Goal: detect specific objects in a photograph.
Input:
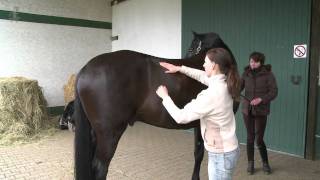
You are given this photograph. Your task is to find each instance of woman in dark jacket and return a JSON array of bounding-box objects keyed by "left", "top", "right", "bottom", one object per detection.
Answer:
[{"left": 241, "top": 52, "right": 278, "bottom": 175}]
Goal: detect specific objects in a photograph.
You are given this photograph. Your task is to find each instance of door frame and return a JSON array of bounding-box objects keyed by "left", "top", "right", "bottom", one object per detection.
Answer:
[{"left": 305, "top": 0, "right": 320, "bottom": 160}]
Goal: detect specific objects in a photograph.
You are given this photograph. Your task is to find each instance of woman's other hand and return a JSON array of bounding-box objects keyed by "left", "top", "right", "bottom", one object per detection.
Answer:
[
  {"left": 159, "top": 62, "right": 181, "bottom": 73},
  {"left": 156, "top": 85, "right": 169, "bottom": 99}
]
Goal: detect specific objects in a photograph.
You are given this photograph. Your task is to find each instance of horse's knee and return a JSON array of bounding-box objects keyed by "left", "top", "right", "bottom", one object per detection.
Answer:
[
  {"left": 92, "top": 157, "right": 107, "bottom": 180},
  {"left": 94, "top": 131, "right": 123, "bottom": 161},
  {"left": 194, "top": 143, "right": 204, "bottom": 156}
]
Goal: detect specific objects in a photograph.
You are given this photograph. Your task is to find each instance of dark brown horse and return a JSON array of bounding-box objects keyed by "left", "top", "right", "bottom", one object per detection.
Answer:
[{"left": 74, "top": 32, "right": 239, "bottom": 180}]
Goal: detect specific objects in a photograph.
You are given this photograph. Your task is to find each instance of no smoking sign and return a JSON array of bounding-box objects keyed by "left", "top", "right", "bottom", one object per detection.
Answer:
[{"left": 293, "top": 44, "right": 307, "bottom": 58}]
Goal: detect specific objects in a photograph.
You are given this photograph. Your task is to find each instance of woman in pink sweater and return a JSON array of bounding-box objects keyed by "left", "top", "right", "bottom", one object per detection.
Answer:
[{"left": 156, "top": 48, "right": 240, "bottom": 180}]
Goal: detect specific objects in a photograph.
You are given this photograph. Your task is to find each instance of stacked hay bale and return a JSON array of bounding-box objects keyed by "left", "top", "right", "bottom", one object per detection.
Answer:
[
  {"left": 63, "top": 74, "right": 76, "bottom": 104},
  {"left": 0, "top": 77, "right": 55, "bottom": 145}
]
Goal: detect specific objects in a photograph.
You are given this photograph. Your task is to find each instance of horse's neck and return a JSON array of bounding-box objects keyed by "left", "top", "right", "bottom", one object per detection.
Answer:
[
  {"left": 182, "top": 53, "right": 205, "bottom": 69},
  {"left": 168, "top": 53, "right": 205, "bottom": 69}
]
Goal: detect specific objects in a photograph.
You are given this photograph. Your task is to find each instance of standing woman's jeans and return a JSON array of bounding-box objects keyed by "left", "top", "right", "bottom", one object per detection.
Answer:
[{"left": 208, "top": 147, "right": 240, "bottom": 180}]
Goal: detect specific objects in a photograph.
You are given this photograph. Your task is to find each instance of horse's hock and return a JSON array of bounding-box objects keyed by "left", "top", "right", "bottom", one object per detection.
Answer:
[
  {"left": 63, "top": 74, "right": 76, "bottom": 104},
  {"left": 0, "top": 77, "right": 49, "bottom": 145}
]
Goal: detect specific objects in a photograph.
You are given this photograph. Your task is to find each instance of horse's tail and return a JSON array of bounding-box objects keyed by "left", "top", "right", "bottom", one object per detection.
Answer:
[{"left": 74, "top": 90, "right": 96, "bottom": 180}]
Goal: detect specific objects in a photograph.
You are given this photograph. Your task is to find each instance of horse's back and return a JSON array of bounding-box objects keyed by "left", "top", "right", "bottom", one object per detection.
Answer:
[{"left": 82, "top": 50, "right": 147, "bottom": 71}]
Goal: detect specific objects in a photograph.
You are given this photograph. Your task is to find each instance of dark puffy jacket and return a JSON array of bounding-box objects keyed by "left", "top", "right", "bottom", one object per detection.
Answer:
[{"left": 241, "top": 65, "right": 278, "bottom": 116}]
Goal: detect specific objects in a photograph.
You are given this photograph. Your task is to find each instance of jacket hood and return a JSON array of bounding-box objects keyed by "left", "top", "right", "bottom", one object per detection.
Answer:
[{"left": 244, "top": 64, "right": 272, "bottom": 74}]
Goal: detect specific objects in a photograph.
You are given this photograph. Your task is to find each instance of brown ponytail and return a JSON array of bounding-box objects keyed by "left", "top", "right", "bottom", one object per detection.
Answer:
[
  {"left": 226, "top": 64, "right": 241, "bottom": 99},
  {"left": 206, "top": 48, "right": 241, "bottom": 99}
]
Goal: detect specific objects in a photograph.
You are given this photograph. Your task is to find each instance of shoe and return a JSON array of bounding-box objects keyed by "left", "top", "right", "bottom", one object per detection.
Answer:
[
  {"left": 262, "top": 162, "right": 271, "bottom": 174},
  {"left": 258, "top": 144, "right": 271, "bottom": 174},
  {"left": 247, "top": 161, "right": 254, "bottom": 175}
]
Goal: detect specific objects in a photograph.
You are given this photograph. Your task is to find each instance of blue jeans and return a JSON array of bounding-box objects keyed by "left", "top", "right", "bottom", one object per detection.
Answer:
[{"left": 208, "top": 148, "right": 240, "bottom": 180}]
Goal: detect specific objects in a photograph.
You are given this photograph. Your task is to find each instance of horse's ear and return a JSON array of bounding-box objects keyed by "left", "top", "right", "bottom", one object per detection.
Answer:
[{"left": 192, "top": 31, "right": 198, "bottom": 37}]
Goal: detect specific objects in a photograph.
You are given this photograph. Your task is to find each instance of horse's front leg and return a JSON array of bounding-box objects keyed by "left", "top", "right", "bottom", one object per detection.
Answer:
[{"left": 192, "top": 125, "right": 204, "bottom": 180}]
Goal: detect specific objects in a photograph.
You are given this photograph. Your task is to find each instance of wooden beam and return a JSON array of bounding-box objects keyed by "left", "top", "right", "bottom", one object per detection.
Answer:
[
  {"left": 111, "top": 0, "right": 128, "bottom": 6},
  {"left": 305, "top": 0, "right": 320, "bottom": 160},
  {"left": 0, "top": 10, "right": 112, "bottom": 29}
]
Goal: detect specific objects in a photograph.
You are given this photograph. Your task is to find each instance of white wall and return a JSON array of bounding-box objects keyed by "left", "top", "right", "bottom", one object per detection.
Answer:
[
  {"left": 0, "top": 0, "right": 112, "bottom": 107},
  {"left": 112, "top": 0, "right": 181, "bottom": 59}
]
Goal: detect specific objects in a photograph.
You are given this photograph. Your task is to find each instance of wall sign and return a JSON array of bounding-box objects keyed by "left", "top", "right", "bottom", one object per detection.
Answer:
[{"left": 293, "top": 44, "right": 307, "bottom": 58}]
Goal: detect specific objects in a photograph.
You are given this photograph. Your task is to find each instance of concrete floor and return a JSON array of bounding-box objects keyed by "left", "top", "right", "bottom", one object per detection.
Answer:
[{"left": 0, "top": 122, "right": 319, "bottom": 180}]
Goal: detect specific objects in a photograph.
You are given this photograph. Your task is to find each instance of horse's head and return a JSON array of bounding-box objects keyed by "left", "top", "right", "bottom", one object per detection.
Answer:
[
  {"left": 185, "top": 31, "right": 228, "bottom": 58},
  {"left": 186, "top": 31, "right": 237, "bottom": 67}
]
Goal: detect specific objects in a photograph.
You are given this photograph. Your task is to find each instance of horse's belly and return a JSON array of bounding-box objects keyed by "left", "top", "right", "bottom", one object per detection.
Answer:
[{"left": 136, "top": 107, "right": 199, "bottom": 130}]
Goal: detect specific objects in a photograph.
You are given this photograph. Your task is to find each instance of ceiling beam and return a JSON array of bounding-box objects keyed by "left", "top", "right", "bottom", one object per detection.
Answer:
[{"left": 111, "top": 0, "right": 128, "bottom": 6}]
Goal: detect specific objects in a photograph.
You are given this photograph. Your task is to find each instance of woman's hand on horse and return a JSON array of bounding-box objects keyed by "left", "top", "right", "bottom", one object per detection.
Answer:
[
  {"left": 156, "top": 85, "right": 169, "bottom": 99},
  {"left": 159, "top": 62, "right": 181, "bottom": 73}
]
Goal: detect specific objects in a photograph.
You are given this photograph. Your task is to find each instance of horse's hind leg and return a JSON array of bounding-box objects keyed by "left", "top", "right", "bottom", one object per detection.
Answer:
[{"left": 92, "top": 122, "right": 127, "bottom": 180}]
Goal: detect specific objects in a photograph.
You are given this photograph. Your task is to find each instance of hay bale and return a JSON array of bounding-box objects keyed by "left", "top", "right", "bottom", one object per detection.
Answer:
[
  {"left": 63, "top": 74, "right": 76, "bottom": 104},
  {"left": 0, "top": 77, "right": 55, "bottom": 145}
]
